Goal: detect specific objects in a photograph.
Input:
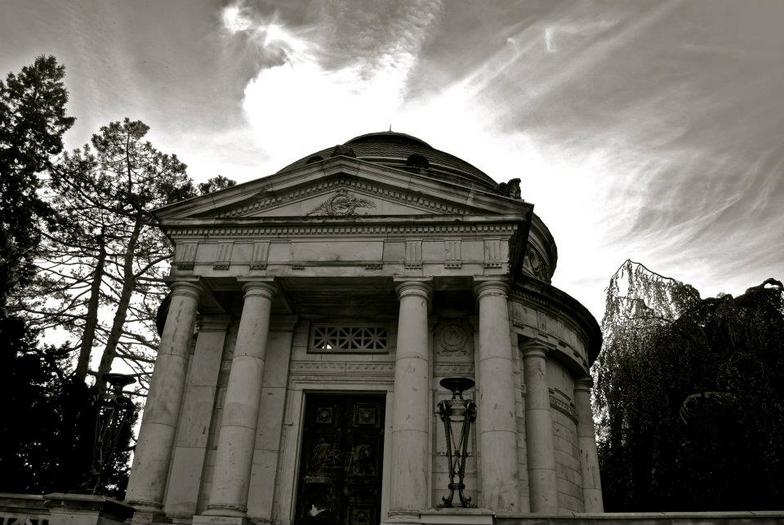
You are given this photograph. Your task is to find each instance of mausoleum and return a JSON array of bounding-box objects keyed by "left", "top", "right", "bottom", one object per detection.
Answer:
[{"left": 124, "top": 132, "right": 604, "bottom": 525}]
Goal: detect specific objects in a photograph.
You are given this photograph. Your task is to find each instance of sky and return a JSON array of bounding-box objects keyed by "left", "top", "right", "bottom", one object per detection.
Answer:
[{"left": 2, "top": 0, "right": 782, "bottom": 320}]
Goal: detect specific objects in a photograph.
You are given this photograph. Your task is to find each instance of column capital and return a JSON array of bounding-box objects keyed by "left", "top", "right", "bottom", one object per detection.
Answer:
[
  {"left": 574, "top": 376, "right": 594, "bottom": 392},
  {"left": 394, "top": 279, "right": 432, "bottom": 300},
  {"left": 473, "top": 278, "right": 510, "bottom": 299},
  {"left": 238, "top": 278, "right": 277, "bottom": 299},
  {"left": 171, "top": 280, "right": 202, "bottom": 301},
  {"left": 520, "top": 339, "right": 552, "bottom": 359}
]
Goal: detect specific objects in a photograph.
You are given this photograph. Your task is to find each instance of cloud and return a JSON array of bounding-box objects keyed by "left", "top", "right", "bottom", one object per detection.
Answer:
[{"left": 220, "top": 0, "right": 443, "bottom": 171}]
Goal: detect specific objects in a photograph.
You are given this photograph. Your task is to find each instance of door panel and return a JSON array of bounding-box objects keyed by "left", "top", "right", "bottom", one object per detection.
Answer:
[{"left": 295, "top": 394, "right": 385, "bottom": 525}]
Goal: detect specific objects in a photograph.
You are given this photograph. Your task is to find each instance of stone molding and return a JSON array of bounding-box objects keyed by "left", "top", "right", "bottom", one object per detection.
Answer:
[
  {"left": 549, "top": 392, "right": 578, "bottom": 423},
  {"left": 167, "top": 221, "right": 518, "bottom": 239},
  {"left": 509, "top": 283, "right": 600, "bottom": 366},
  {"left": 289, "top": 361, "right": 395, "bottom": 376}
]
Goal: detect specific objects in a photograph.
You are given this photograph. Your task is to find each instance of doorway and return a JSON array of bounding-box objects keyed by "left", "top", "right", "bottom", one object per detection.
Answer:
[{"left": 295, "top": 393, "right": 386, "bottom": 525}]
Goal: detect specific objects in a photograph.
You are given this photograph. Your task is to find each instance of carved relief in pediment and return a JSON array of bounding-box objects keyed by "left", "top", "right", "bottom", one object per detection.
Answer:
[{"left": 306, "top": 189, "right": 376, "bottom": 217}]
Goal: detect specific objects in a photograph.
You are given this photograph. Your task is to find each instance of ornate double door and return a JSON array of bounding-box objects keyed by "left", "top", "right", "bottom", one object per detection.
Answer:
[{"left": 295, "top": 394, "right": 386, "bottom": 525}]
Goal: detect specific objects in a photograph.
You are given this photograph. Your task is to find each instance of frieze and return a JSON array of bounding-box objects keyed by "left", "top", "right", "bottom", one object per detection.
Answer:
[
  {"left": 290, "top": 361, "right": 395, "bottom": 376},
  {"left": 174, "top": 241, "right": 197, "bottom": 270},
  {"left": 549, "top": 394, "right": 578, "bottom": 423},
  {"left": 444, "top": 239, "right": 462, "bottom": 269},
  {"left": 217, "top": 177, "right": 468, "bottom": 218},
  {"left": 169, "top": 222, "right": 518, "bottom": 239},
  {"left": 404, "top": 240, "right": 423, "bottom": 269},
  {"left": 250, "top": 241, "right": 270, "bottom": 270},
  {"left": 483, "top": 239, "right": 503, "bottom": 269},
  {"left": 213, "top": 241, "right": 233, "bottom": 270}
]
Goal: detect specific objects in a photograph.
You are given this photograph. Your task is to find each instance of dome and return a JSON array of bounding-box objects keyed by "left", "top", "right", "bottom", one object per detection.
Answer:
[{"left": 278, "top": 131, "right": 498, "bottom": 190}]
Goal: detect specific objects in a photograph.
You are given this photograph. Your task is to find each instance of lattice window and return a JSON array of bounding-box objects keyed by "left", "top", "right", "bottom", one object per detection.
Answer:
[{"left": 309, "top": 324, "right": 389, "bottom": 353}]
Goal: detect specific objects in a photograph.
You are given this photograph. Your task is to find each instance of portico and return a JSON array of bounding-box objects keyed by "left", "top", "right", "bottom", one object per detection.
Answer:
[{"left": 124, "top": 132, "right": 603, "bottom": 525}]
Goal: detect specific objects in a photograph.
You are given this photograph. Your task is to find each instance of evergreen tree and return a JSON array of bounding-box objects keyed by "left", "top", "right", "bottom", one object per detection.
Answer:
[{"left": 0, "top": 55, "right": 74, "bottom": 306}]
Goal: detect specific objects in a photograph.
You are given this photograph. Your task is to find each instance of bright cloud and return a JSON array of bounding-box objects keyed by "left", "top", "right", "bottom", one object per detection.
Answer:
[{"left": 221, "top": 0, "right": 443, "bottom": 170}]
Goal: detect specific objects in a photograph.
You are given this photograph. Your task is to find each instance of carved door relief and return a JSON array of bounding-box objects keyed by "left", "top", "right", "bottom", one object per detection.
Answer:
[{"left": 295, "top": 394, "right": 385, "bottom": 525}]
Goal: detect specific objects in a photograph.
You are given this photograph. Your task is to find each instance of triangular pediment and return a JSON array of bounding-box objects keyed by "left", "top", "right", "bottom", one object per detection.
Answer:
[{"left": 156, "top": 156, "right": 529, "bottom": 222}]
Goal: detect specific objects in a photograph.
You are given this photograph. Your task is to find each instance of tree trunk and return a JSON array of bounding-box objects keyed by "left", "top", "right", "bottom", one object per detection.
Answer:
[
  {"left": 94, "top": 219, "right": 141, "bottom": 396},
  {"left": 74, "top": 233, "right": 106, "bottom": 384}
]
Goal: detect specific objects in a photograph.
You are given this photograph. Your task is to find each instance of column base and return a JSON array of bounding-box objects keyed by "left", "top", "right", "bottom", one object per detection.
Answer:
[
  {"left": 193, "top": 515, "right": 251, "bottom": 525},
  {"left": 420, "top": 508, "right": 494, "bottom": 525}
]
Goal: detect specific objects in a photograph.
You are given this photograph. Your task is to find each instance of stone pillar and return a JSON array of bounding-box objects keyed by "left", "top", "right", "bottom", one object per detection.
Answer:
[
  {"left": 389, "top": 280, "right": 432, "bottom": 518},
  {"left": 575, "top": 377, "right": 604, "bottom": 512},
  {"left": 126, "top": 281, "right": 200, "bottom": 516},
  {"left": 522, "top": 341, "right": 558, "bottom": 513},
  {"left": 204, "top": 280, "right": 276, "bottom": 518},
  {"left": 246, "top": 316, "right": 298, "bottom": 521},
  {"left": 164, "top": 315, "right": 231, "bottom": 518},
  {"left": 474, "top": 279, "right": 521, "bottom": 514}
]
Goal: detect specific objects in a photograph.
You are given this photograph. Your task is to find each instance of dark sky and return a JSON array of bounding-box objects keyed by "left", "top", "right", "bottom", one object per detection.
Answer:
[{"left": 2, "top": 0, "right": 782, "bottom": 318}]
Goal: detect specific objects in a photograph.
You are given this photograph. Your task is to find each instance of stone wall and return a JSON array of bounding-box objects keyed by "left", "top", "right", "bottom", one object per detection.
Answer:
[{"left": 546, "top": 360, "right": 583, "bottom": 513}]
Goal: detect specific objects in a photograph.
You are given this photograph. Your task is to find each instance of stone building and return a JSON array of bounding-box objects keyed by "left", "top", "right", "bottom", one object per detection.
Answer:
[{"left": 123, "top": 132, "right": 603, "bottom": 525}]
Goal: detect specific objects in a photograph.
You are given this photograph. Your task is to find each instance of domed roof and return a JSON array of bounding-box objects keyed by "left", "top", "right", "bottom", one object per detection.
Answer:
[{"left": 278, "top": 131, "right": 498, "bottom": 190}]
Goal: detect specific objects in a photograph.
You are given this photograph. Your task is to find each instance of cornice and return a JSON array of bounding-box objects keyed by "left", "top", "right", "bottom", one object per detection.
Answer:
[
  {"left": 156, "top": 157, "right": 532, "bottom": 222},
  {"left": 165, "top": 219, "right": 521, "bottom": 239},
  {"left": 510, "top": 280, "right": 602, "bottom": 364}
]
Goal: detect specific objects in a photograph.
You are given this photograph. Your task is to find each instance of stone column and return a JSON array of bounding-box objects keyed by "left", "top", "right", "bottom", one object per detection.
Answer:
[
  {"left": 389, "top": 280, "right": 432, "bottom": 518},
  {"left": 164, "top": 315, "right": 231, "bottom": 518},
  {"left": 126, "top": 281, "right": 200, "bottom": 516},
  {"left": 474, "top": 279, "right": 521, "bottom": 513},
  {"left": 575, "top": 377, "right": 604, "bottom": 512},
  {"left": 204, "top": 280, "right": 276, "bottom": 518},
  {"left": 522, "top": 341, "right": 558, "bottom": 513}
]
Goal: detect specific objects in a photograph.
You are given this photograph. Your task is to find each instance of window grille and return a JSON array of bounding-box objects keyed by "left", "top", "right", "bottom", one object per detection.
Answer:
[{"left": 309, "top": 324, "right": 389, "bottom": 353}]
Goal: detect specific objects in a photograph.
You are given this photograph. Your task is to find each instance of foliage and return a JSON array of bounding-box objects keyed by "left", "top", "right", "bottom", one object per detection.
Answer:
[
  {"left": 595, "top": 277, "right": 784, "bottom": 511},
  {"left": 0, "top": 55, "right": 74, "bottom": 308},
  {"left": 197, "top": 174, "right": 236, "bottom": 194},
  {"left": 23, "top": 119, "right": 192, "bottom": 397}
]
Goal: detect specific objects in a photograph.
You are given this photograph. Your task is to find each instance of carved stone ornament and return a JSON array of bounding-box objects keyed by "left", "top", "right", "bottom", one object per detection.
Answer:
[
  {"left": 307, "top": 189, "right": 376, "bottom": 217},
  {"left": 524, "top": 249, "right": 549, "bottom": 281},
  {"left": 437, "top": 321, "right": 469, "bottom": 355}
]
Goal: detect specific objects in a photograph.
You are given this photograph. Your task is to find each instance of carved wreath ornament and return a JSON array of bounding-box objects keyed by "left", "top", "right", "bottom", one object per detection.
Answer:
[{"left": 307, "top": 189, "right": 376, "bottom": 217}]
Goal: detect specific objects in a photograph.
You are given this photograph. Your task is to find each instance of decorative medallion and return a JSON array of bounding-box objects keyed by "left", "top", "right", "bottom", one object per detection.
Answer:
[
  {"left": 315, "top": 406, "right": 333, "bottom": 424},
  {"left": 307, "top": 189, "right": 376, "bottom": 217},
  {"left": 438, "top": 322, "right": 469, "bottom": 355}
]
